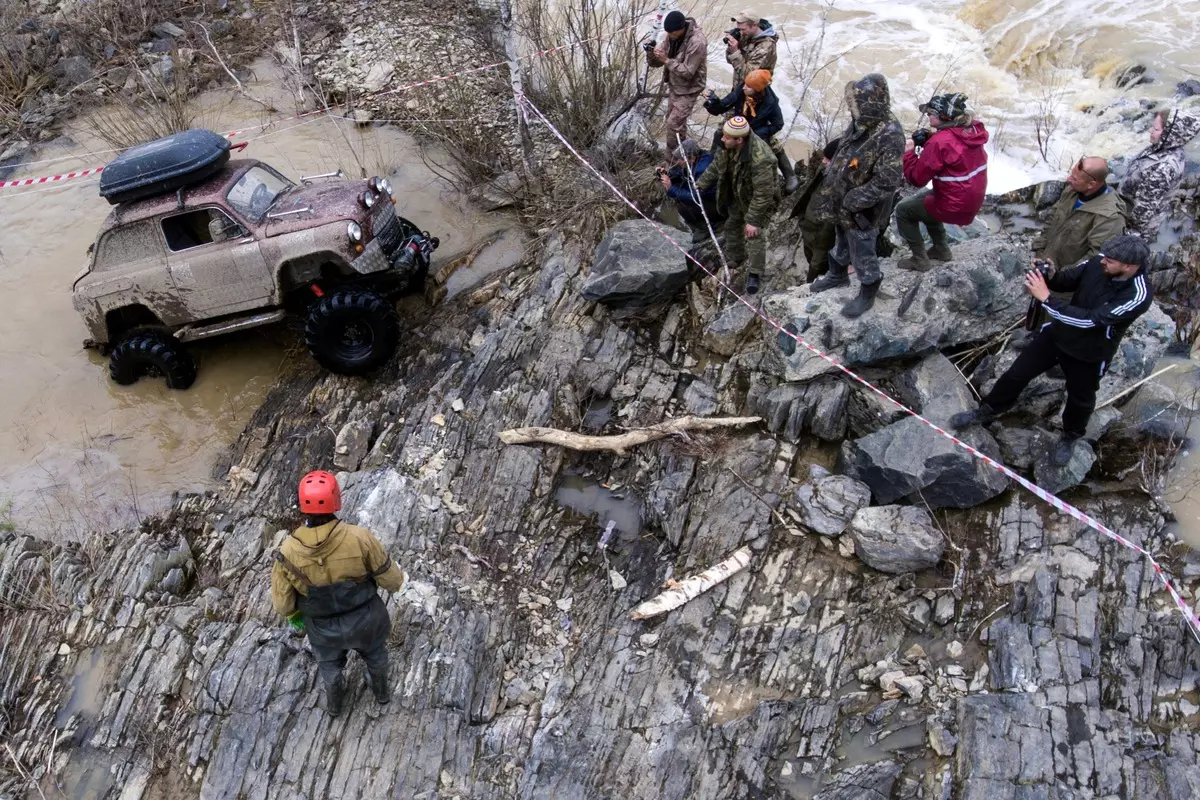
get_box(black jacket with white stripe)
[1042,255,1153,364]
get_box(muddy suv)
[72,129,438,389]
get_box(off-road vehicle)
[72,129,438,389]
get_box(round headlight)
[361,191,375,209]
[347,221,363,242]
[379,178,393,197]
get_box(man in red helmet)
[270,470,407,717]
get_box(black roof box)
[99,129,232,206]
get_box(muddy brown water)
[0,64,516,539]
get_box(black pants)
[983,329,1106,439]
[305,594,391,689]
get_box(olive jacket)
[696,131,780,226]
[270,520,406,618]
[1032,187,1128,268]
[646,18,708,97]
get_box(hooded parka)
[1118,110,1200,238]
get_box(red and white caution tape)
[0,165,105,190]
[517,93,1200,643]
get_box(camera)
[655,166,668,177]
[642,40,656,52]
[1032,259,1053,277]
[726,28,740,43]
[911,128,933,148]
[1024,260,1054,331]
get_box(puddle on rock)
[55,646,108,733]
[0,59,515,539]
[444,228,528,298]
[554,475,642,539]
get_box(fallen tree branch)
[498,415,761,453]
[630,546,753,620]
[1096,364,1178,411]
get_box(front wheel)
[304,287,399,376]
[108,330,197,390]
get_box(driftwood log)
[497,415,762,454]
[629,546,754,620]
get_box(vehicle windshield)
[226,166,292,221]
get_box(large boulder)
[840,417,1010,508]
[582,220,691,309]
[748,376,849,442]
[891,351,976,425]
[789,467,872,536]
[761,235,1030,382]
[848,505,945,573]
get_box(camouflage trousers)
[723,211,767,275]
[829,225,882,285]
[665,92,701,151]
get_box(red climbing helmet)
[298,470,342,513]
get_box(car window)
[226,166,292,221]
[161,209,245,252]
[95,221,164,270]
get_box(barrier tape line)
[516,93,1200,643]
[0,16,655,186]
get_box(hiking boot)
[929,242,954,262]
[745,273,761,295]
[810,270,850,293]
[1052,436,1078,467]
[326,675,347,717]
[777,151,800,194]
[841,280,881,318]
[949,404,997,430]
[897,253,934,272]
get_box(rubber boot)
[745,273,761,295]
[897,241,933,272]
[777,151,799,194]
[1052,436,1078,467]
[950,403,997,430]
[810,264,850,293]
[326,674,346,717]
[367,665,391,705]
[841,280,881,318]
[928,240,954,262]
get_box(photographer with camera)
[703,69,797,193]
[646,11,708,152]
[895,93,989,271]
[724,11,778,88]
[658,139,725,241]
[950,235,1153,467]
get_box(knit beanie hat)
[723,116,751,137]
[744,69,772,93]
[920,92,969,121]
[664,10,687,32]
[1100,235,1150,268]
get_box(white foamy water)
[674,0,1200,193]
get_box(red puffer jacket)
[902,121,989,225]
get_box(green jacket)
[1032,186,1128,267]
[697,132,779,226]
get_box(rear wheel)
[108,330,197,390]
[304,287,399,375]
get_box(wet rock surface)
[581,220,693,309]
[848,505,946,573]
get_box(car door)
[161,207,273,317]
[78,219,187,325]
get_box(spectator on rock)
[724,11,778,88]
[789,137,841,282]
[659,139,725,241]
[951,235,1153,467]
[1032,157,1127,270]
[704,69,798,193]
[648,11,709,153]
[696,116,779,295]
[896,93,989,271]
[807,73,906,318]
[1118,108,1200,241]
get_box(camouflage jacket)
[726,26,778,87]
[809,74,906,229]
[697,131,779,226]
[646,18,708,97]
[1032,187,1127,268]
[1118,110,1200,238]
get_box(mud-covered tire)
[108,330,197,390]
[304,287,399,376]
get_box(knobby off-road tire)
[304,287,399,376]
[108,330,197,390]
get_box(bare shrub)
[87,62,206,150]
[783,0,854,148]
[1030,65,1068,165]
[0,2,54,135]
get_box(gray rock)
[814,761,902,800]
[892,351,976,425]
[152,21,186,38]
[840,417,1010,509]
[56,55,92,87]
[149,55,174,83]
[790,473,872,536]
[1124,381,1191,441]
[703,302,757,357]
[1084,405,1122,442]
[848,505,945,573]
[682,380,718,416]
[992,424,1050,471]
[334,419,375,472]
[760,235,1031,382]
[1177,78,1200,98]
[928,724,958,757]
[1032,438,1096,493]
[846,383,907,437]
[582,220,691,308]
[1033,180,1067,210]
[934,594,955,626]
[749,377,849,442]
[363,61,395,93]
[159,567,186,595]
[0,139,31,164]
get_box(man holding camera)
[950,235,1153,467]
[896,93,989,271]
[703,69,798,193]
[696,116,779,294]
[724,11,778,88]
[647,11,709,153]
[658,139,725,241]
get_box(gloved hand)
[703,93,724,116]
[287,612,305,632]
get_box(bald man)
[1032,157,1127,269]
